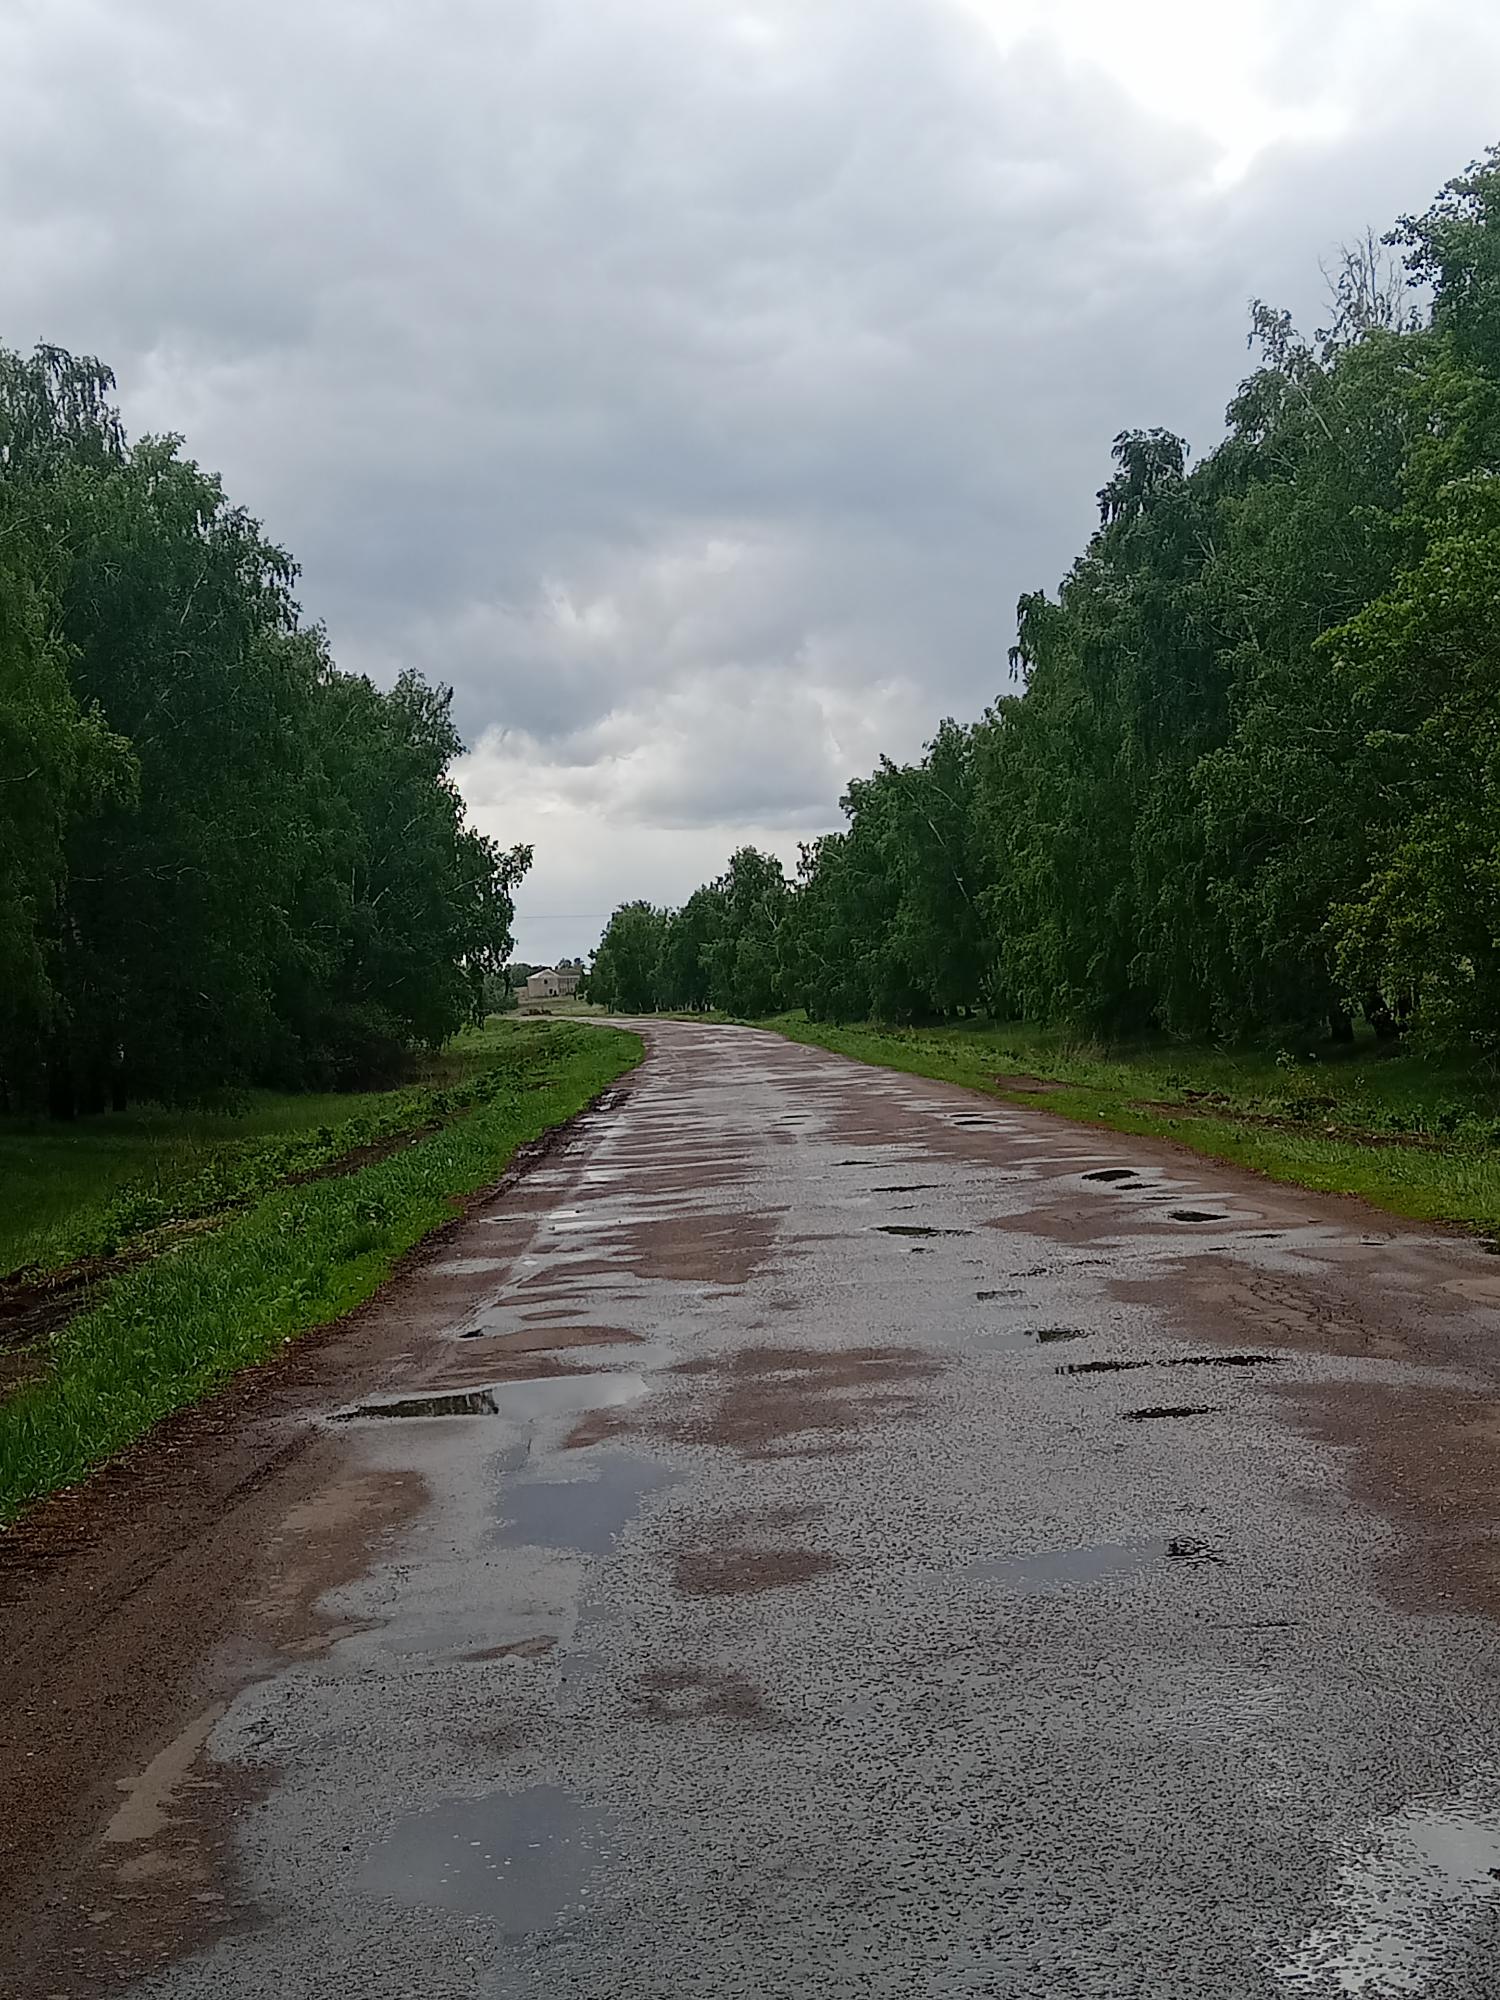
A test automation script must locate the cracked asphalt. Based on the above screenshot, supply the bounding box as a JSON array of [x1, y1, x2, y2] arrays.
[[6, 1020, 1500, 1999]]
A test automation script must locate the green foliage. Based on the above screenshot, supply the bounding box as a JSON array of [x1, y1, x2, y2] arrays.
[[610, 148, 1500, 1057], [0, 1022, 561, 1277], [0, 341, 528, 1115], [587, 900, 670, 1012]]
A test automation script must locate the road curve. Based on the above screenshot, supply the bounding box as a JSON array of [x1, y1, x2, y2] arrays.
[[5, 1020, 1500, 1998]]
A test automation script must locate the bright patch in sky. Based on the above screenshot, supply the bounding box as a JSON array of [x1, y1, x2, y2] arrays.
[[954, 0, 1351, 179]]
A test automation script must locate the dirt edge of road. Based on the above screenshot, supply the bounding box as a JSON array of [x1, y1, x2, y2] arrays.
[[0, 1067, 643, 1996]]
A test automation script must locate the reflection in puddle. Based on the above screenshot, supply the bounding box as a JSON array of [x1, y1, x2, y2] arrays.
[[335, 1389, 500, 1422], [362, 1784, 616, 1928], [485, 1372, 648, 1421], [498, 1450, 676, 1555], [1279, 1791, 1500, 1994], [334, 1373, 649, 1425]]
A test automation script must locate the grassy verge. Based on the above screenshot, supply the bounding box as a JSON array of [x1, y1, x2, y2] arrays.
[[757, 1014, 1500, 1236], [0, 1022, 640, 1521], [0, 1018, 538, 1279]]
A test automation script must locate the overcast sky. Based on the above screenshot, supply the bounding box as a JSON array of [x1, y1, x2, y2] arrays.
[[3, 1, 1498, 961]]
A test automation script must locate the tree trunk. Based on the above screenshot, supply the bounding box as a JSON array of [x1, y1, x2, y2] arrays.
[[1327, 1004, 1354, 1045], [1364, 990, 1401, 1042], [47, 1038, 77, 1121]]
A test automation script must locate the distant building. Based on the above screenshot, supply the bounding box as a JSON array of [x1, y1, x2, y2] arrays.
[[522, 966, 582, 1001]]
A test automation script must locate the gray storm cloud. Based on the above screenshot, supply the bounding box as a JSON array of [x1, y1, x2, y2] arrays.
[[3, 0, 1499, 956]]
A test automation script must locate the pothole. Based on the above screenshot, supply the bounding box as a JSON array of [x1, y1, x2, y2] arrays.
[[333, 1373, 649, 1424], [334, 1389, 500, 1421], [1060, 1358, 1150, 1375], [1060, 1353, 1280, 1376], [1028, 1327, 1091, 1344], [872, 1184, 941, 1194], [1179, 1352, 1279, 1369], [1170, 1209, 1228, 1224], [1165, 1537, 1228, 1564], [874, 1224, 968, 1238], [1082, 1168, 1138, 1184], [1121, 1404, 1218, 1422]]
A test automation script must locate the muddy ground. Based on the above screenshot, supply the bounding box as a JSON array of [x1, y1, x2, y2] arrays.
[[3, 1021, 1500, 1997]]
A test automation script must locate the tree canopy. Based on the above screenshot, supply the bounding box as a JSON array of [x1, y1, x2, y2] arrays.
[[587, 149, 1500, 1054], [0, 343, 527, 1112]]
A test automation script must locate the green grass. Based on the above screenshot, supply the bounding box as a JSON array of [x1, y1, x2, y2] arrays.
[[0, 1018, 540, 1278], [0, 1021, 641, 1521], [758, 1013, 1500, 1236]]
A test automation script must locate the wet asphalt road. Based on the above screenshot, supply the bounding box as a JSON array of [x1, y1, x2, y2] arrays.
[[30, 1022, 1500, 1997]]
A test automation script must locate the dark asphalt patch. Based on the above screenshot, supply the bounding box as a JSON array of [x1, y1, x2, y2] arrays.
[[633, 1666, 781, 1728], [673, 1547, 837, 1597]]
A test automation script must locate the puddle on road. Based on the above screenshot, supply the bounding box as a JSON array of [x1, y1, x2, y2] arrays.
[[333, 1374, 649, 1425], [872, 1184, 941, 1194], [974, 1536, 1228, 1590], [498, 1450, 676, 1556], [973, 1540, 1168, 1590], [1170, 1209, 1229, 1224], [1278, 1790, 1500, 1996], [874, 1224, 969, 1239], [362, 1784, 617, 1928], [1082, 1168, 1139, 1184], [1028, 1327, 1092, 1345]]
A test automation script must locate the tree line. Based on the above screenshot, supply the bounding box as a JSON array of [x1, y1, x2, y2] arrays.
[[589, 151, 1500, 1050], [1, 344, 526, 1115]]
